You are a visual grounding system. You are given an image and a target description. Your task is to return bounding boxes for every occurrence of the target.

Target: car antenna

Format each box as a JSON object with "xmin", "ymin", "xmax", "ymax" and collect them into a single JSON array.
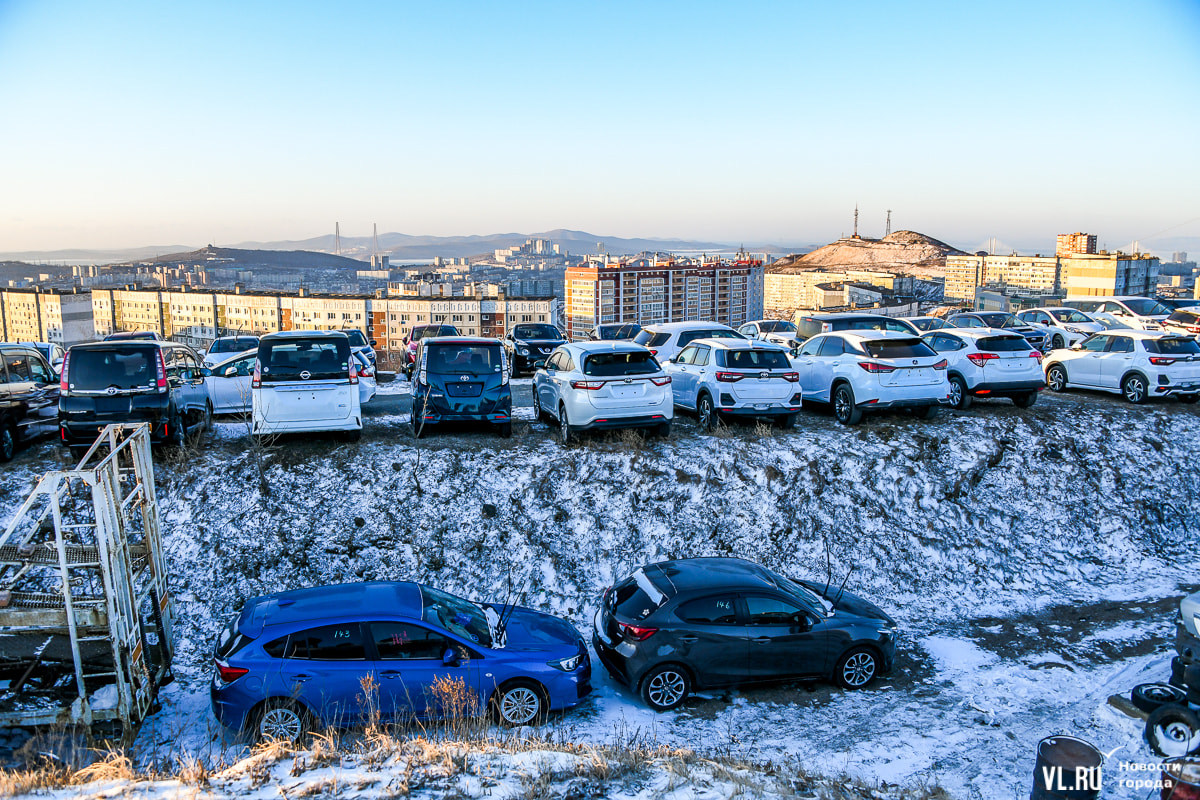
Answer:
[
  {"xmin": 823, "ymin": 545, "xmax": 833, "ymax": 599},
  {"xmin": 497, "ymin": 578, "xmax": 529, "ymax": 642},
  {"xmin": 833, "ymin": 565, "xmax": 855, "ymax": 611}
]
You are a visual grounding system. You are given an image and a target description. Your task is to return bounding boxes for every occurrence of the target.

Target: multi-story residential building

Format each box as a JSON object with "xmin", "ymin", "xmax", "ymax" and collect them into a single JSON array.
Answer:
[
  {"xmin": 562, "ymin": 253, "xmax": 764, "ymax": 340},
  {"xmin": 1062, "ymin": 252, "xmax": 1160, "ymax": 297},
  {"xmin": 764, "ymin": 268, "xmax": 913, "ymax": 312},
  {"xmin": 0, "ymin": 288, "xmax": 95, "ymax": 345},
  {"xmin": 944, "ymin": 254, "xmax": 1062, "ymax": 303},
  {"xmin": 1056, "ymin": 232, "xmax": 1098, "ymax": 257}
]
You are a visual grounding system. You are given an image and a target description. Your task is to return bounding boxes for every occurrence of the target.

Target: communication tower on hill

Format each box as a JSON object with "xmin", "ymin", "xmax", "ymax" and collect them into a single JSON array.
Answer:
[
  {"xmin": 853, "ymin": 204, "xmax": 859, "ymax": 238},
  {"xmin": 886, "ymin": 210, "xmax": 892, "ymax": 237},
  {"xmin": 335, "ymin": 222, "xmax": 341, "ymax": 256}
]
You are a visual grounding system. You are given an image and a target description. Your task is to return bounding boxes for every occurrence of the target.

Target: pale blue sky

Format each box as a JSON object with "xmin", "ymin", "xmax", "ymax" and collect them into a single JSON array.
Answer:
[{"xmin": 1, "ymin": 0, "xmax": 1197, "ymax": 254}]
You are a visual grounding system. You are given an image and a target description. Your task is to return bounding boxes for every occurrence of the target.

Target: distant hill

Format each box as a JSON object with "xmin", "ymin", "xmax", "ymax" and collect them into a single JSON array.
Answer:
[
  {"xmin": 768, "ymin": 231, "xmax": 965, "ymax": 279},
  {"xmin": 114, "ymin": 245, "xmax": 368, "ymax": 270}
]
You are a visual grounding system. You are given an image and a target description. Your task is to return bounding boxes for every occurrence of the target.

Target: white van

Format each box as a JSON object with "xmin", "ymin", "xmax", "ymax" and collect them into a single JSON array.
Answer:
[
  {"xmin": 252, "ymin": 331, "xmax": 362, "ymax": 440},
  {"xmin": 1061, "ymin": 297, "xmax": 1171, "ymax": 331}
]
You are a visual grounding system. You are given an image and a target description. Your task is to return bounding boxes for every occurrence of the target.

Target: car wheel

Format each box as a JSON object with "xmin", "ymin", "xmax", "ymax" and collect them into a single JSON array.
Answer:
[
  {"xmin": 533, "ymin": 391, "xmax": 544, "ymax": 422},
  {"xmin": 1132, "ymin": 683, "xmax": 1188, "ymax": 714},
  {"xmin": 776, "ymin": 413, "xmax": 797, "ymax": 429},
  {"xmin": 202, "ymin": 401, "xmax": 213, "ymax": 432},
  {"xmin": 1046, "ymin": 364, "xmax": 1068, "ymax": 392},
  {"xmin": 1145, "ymin": 704, "xmax": 1200, "ymax": 757},
  {"xmin": 948, "ymin": 376, "xmax": 971, "ymax": 410},
  {"xmin": 411, "ymin": 412, "xmax": 426, "ymax": 439},
  {"xmin": 558, "ymin": 405, "xmax": 576, "ymax": 444},
  {"xmin": 1179, "ymin": 394, "xmax": 1199, "ymax": 405},
  {"xmin": 495, "ymin": 681, "xmax": 546, "ymax": 726},
  {"xmin": 498, "ymin": 421, "xmax": 513, "ymax": 439},
  {"xmin": 0, "ymin": 423, "xmax": 14, "ymax": 463},
  {"xmin": 1052, "ymin": 334, "xmax": 1064, "ymax": 350},
  {"xmin": 640, "ymin": 664, "xmax": 691, "ymax": 712},
  {"xmin": 832, "ymin": 384, "xmax": 862, "ymax": 426},
  {"xmin": 916, "ymin": 403, "xmax": 939, "ymax": 420},
  {"xmin": 69, "ymin": 445, "xmax": 90, "ymax": 463},
  {"xmin": 345, "ymin": 428, "xmax": 362, "ymax": 442},
  {"xmin": 834, "ymin": 647, "xmax": 879, "ymax": 689},
  {"xmin": 696, "ymin": 393, "xmax": 717, "ymax": 431},
  {"xmin": 1122, "ymin": 373, "xmax": 1148, "ymax": 404},
  {"xmin": 168, "ymin": 414, "xmax": 186, "ymax": 448},
  {"xmin": 656, "ymin": 421, "xmax": 671, "ymax": 438},
  {"xmin": 1012, "ymin": 392, "xmax": 1038, "ymax": 408},
  {"xmin": 255, "ymin": 700, "xmax": 309, "ymax": 743}
]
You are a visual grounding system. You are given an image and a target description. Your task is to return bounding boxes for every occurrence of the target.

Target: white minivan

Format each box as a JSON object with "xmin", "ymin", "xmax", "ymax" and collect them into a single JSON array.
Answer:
[{"xmin": 252, "ymin": 331, "xmax": 362, "ymax": 440}]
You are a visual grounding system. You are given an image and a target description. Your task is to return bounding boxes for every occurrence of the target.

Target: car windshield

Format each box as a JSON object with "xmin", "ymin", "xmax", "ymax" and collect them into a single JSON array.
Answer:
[
  {"xmin": 908, "ymin": 318, "xmax": 936, "ymax": 331},
  {"xmin": 210, "ymin": 337, "xmax": 258, "ymax": 354},
  {"xmin": 976, "ymin": 313, "xmax": 1020, "ymax": 328},
  {"xmin": 513, "ymin": 324, "xmax": 562, "ymax": 340},
  {"xmin": 723, "ymin": 349, "xmax": 791, "ymax": 369},
  {"xmin": 66, "ymin": 348, "xmax": 155, "ymax": 391},
  {"xmin": 1145, "ymin": 338, "xmax": 1200, "ymax": 355},
  {"xmin": 343, "ymin": 330, "xmax": 368, "ymax": 348},
  {"xmin": 413, "ymin": 325, "xmax": 459, "ymax": 341},
  {"xmin": 769, "ymin": 571, "xmax": 829, "ymax": 613},
  {"xmin": 1123, "ymin": 298, "xmax": 1170, "ymax": 316},
  {"xmin": 1049, "ymin": 309, "xmax": 1092, "ymax": 324},
  {"xmin": 421, "ymin": 585, "xmax": 492, "ymax": 648},
  {"xmin": 426, "ymin": 343, "xmax": 503, "ymax": 375},
  {"xmin": 759, "ymin": 321, "xmax": 796, "ymax": 333},
  {"xmin": 861, "ymin": 339, "xmax": 937, "ymax": 359},
  {"xmin": 258, "ymin": 338, "xmax": 351, "ymax": 381},
  {"xmin": 583, "ymin": 351, "xmax": 660, "ymax": 377},
  {"xmin": 596, "ymin": 324, "xmax": 641, "ymax": 340}
]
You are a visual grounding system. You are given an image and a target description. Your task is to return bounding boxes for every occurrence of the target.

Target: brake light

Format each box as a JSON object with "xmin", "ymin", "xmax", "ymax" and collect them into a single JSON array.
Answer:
[
  {"xmin": 252, "ymin": 359, "xmax": 262, "ymax": 389},
  {"xmin": 215, "ymin": 659, "xmax": 248, "ymax": 683},
  {"xmin": 349, "ymin": 358, "xmax": 359, "ymax": 385},
  {"xmin": 1029, "ymin": 351, "xmax": 1043, "ymax": 363},
  {"xmin": 500, "ymin": 351, "xmax": 509, "ymax": 386},
  {"xmin": 649, "ymin": 375, "xmax": 671, "ymax": 386},
  {"xmin": 783, "ymin": 372, "xmax": 799, "ymax": 382},
  {"xmin": 155, "ymin": 349, "xmax": 168, "ymax": 393},
  {"xmin": 1150, "ymin": 357, "xmax": 1177, "ymax": 365},
  {"xmin": 933, "ymin": 359, "xmax": 948, "ymax": 370},
  {"xmin": 857, "ymin": 362, "xmax": 895, "ymax": 373},
  {"xmin": 648, "ymin": 349, "xmax": 658, "ymax": 356},
  {"xmin": 967, "ymin": 352, "xmax": 998, "ymax": 367},
  {"xmin": 59, "ymin": 350, "xmax": 70, "ymax": 394},
  {"xmin": 571, "ymin": 380, "xmax": 606, "ymax": 390},
  {"xmin": 618, "ymin": 622, "xmax": 657, "ymax": 641},
  {"xmin": 716, "ymin": 371, "xmax": 744, "ymax": 382}
]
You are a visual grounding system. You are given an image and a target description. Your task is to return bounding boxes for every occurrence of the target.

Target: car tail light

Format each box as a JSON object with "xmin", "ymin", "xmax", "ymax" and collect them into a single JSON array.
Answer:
[
  {"xmin": 500, "ymin": 351, "xmax": 509, "ymax": 386},
  {"xmin": 649, "ymin": 375, "xmax": 671, "ymax": 386},
  {"xmin": 215, "ymin": 659, "xmax": 248, "ymax": 683},
  {"xmin": 59, "ymin": 350, "xmax": 70, "ymax": 394},
  {"xmin": 618, "ymin": 622, "xmax": 657, "ymax": 641},
  {"xmin": 967, "ymin": 352, "xmax": 998, "ymax": 367},
  {"xmin": 716, "ymin": 371, "xmax": 744, "ymax": 382},
  {"xmin": 1029, "ymin": 351, "xmax": 1043, "ymax": 363},
  {"xmin": 349, "ymin": 358, "xmax": 359, "ymax": 385},
  {"xmin": 155, "ymin": 349, "xmax": 168, "ymax": 393},
  {"xmin": 783, "ymin": 372, "xmax": 799, "ymax": 382},
  {"xmin": 648, "ymin": 349, "xmax": 658, "ymax": 356},
  {"xmin": 933, "ymin": 359, "xmax": 948, "ymax": 370},
  {"xmin": 571, "ymin": 380, "xmax": 606, "ymax": 390},
  {"xmin": 252, "ymin": 359, "xmax": 262, "ymax": 389},
  {"xmin": 1150, "ymin": 357, "xmax": 1177, "ymax": 365},
  {"xmin": 857, "ymin": 362, "xmax": 895, "ymax": 373}
]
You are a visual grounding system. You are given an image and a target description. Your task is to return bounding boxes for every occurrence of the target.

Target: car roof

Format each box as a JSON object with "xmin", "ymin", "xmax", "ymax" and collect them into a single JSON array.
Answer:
[
  {"xmin": 1090, "ymin": 329, "xmax": 1170, "ymax": 340},
  {"xmin": 688, "ymin": 337, "xmax": 784, "ymax": 351},
  {"xmin": 567, "ymin": 341, "xmax": 651, "ymax": 354},
  {"xmin": 260, "ymin": 330, "xmax": 349, "ymax": 341},
  {"xmin": 643, "ymin": 321, "xmax": 736, "ymax": 333},
  {"xmin": 421, "ymin": 336, "xmax": 501, "ymax": 346},
  {"xmin": 242, "ymin": 581, "xmax": 423, "ymax": 635},
  {"xmin": 72, "ymin": 339, "xmax": 176, "ymax": 350},
  {"xmin": 821, "ymin": 329, "xmax": 917, "ymax": 342},
  {"xmin": 800, "ymin": 312, "xmax": 897, "ymax": 321},
  {"xmin": 901, "ymin": 316, "xmax": 935, "ymax": 321},
  {"xmin": 211, "ymin": 348, "xmax": 259, "ymax": 366},
  {"xmin": 928, "ymin": 326, "xmax": 1023, "ymax": 339},
  {"xmin": 641, "ymin": 557, "xmax": 784, "ymax": 597}
]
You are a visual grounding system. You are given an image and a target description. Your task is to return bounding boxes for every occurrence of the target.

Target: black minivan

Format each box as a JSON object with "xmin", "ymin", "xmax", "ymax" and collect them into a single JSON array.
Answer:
[
  {"xmin": 0, "ymin": 343, "xmax": 60, "ymax": 461},
  {"xmin": 410, "ymin": 336, "xmax": 512, "ymax": 438},
  {"xmin": 59, "ymin": 340, "xmax": 212, "ymax": 456}
]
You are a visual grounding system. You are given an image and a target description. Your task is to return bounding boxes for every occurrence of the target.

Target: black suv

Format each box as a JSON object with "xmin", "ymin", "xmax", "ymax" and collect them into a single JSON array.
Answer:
[
  {"xmin": 593, "ymin": 557, "xmax": 897, "ymax": 711},
  {"xmin": 410, "ymin": 337, "xmax": 512, "ymax": 438},
  {"xmin": 59, "ymin": 340, "xmax": 211, "ymax": 457},
  {"xmin": 0, "ymin": 344, "xmax": 60, "ymax": 461},
  {"xmin": 504, "ymin": 323, "xmax": 565, "ymax": 376}
]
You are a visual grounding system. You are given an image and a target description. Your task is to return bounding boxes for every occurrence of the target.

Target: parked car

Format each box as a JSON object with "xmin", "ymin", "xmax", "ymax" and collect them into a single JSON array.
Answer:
[
  {"xmin": 402, "ymin": 324, "xmax": 460, "ymax": 380},
  {"xmin": 1162, "ymin": 307, "xmax": 1200, "ymax": 338},
  {"xmin": 211, "ymin": 581, "xmax": 592, "ymax": 741},
  {"xmin": 901, "ymin": 316, "xmax": 948, "ymax": 332},
  {"xmin": 592, "ymin": 557, "xmax": 897, "ymax": 711},
  {"xmin": 353, "ymin": 351, "xmax": 376, "ymax": 405},
  {"xmin": 737, "ymin": 320, "xmax": 800, "ymax": 349},
  {"xmin": 1014, "ymin": 307, "xmax": 1104, "ymax": 350},
  {"xmin": 205, "ymin": 349, "xmax": 258, "ymax": 415},
  {"xmin": 1042, "ymin": 331, "xmax": 1200, "ymax": 404},
  {"xmin": 1061, "ymin": 297, "xmax": 1171, "ymax": 331},
  {"xmin": 203, "ymin": 335, "xmax": 261, "ymax": 368},
  {"xmin": 410, "ymin": 337, "xmax": 511, "ymax": 438},
  {"xmin": 18, "ymin": 341, "xmax": 65, "ymax": 373},
  {"xmin": 943, "ymin": 312, "xmax": 1048, "ymax": 352},
  {"xmin": 1090, "ymin": 311, "xmax": 1135, "ymax": 331},
  {"xmin": 533, "ymin": 342, "xmax": 672, "ymax": 443},
  {"xmin": 0, "ymin": 344, "xmax": 59, "ymax": 461},
  {"xmin": 632, "ymin": 322, "xmax": 744, "ymax": 363},
  {"xmin": 587, "ymin": 323, "xmax": 642, "ymax": 341},
  {"xmin": 793, "ymin": 313, "xmax": 920, "ymax": 344},
  {"xmin": 922, "ymin": 328, "xmax": 1044, "ymax": 409},
  {"xmin": 663, "ymin": 338, "xmax": 800, "ymax": 429},
  {"xmin": 793, "ymin": 331, "xmax": 949, "ymax": 425},
  {"xmin": 252, "ymin": 331, "xmax": 361, "ymax": 441},
  {"xmin": 59, "ymin": 339, "xmax": 211, "ymax": 457},
  {"xmin": 103, "ymin": 331, "xmax": 164, "ymax": 341},
  {"xmin": 1154, "ymin": 297, "xmax": 1200, "ymax": 313},
  {"xmin": 504, "ymin": 323, "xmax": 566, "ymax": 376},
  {"xmin": 343, "ymin": 328, "xmax": 377, "ymax": 367}
]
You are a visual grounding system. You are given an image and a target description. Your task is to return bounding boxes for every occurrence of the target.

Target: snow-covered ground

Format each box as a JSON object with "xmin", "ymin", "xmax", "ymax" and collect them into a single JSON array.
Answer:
[{"xmin": 1, "ymin": 391, "xmax": 1197, "ymax": 798}]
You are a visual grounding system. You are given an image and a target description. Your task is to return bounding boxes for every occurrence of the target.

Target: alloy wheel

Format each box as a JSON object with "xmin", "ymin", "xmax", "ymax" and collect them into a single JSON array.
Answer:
[
  {"xmin": 949, "ymin": 380, "xmax": 963, "ymax": 407},
  {"xmin": 500, "ymin": 686, "xmax": 539, "ymax": 725},
  {"xmin": 259, "ymin": 706, "xmax": 303, "ymax": 741},
  {"xmin": 646, "ymin": 669, "xmax": 687, "ymax": 708},
  {"xmin": 841, "ymin": 652, "xmax": 876, "ymax": 687},
  {"xmin": 558, "ymin": 406, "xmax": 571, "ymax": 444},
  {"xmin": 1123, "ymin": 376, "xmax": 1146, "ymax": 403},
  {"xmin": 1047, "ymin": 366, "xmax": 1066, "ymax": 392},
  {"xmin": 698, "ymin": 396, "xmax": 713, "ymax": 429}
]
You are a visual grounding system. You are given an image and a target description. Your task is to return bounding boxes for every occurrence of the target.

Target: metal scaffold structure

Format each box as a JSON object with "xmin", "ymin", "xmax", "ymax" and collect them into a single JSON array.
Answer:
[{"xmin": 0, "ymin": 424, "xmax": 174, "ymax": 743}]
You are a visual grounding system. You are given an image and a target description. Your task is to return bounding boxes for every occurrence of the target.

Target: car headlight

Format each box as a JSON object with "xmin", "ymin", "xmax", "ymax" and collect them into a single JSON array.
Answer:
[
  {"xmin": 518, "ymin": 346, "xmax": 529, "ymax": 355},
  {"xmin": 548, "ymin": 654, "xmax": 583, "ymax": 672},
  {"xmin": 1065, "ymin": 326, "xmax": 1084, "ymax": 334}
]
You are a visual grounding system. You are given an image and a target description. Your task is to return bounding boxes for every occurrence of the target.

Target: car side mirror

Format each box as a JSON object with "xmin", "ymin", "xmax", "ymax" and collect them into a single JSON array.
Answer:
[
  {"xmin": 402, "ymin": 336, "xmax": 410, "ymax": 345},
  {"xmin": 223, "ymin": 366, "xmax": 237, "ymax": 377},
  {"xmin": 200, "ymin": 368, "xmax": 212, "ymax": 378},
  {"xmin": 794, "ymin": 615, "xmax": 812, "ymax": 632},
  {"xmin": 533, "ymin": 359, "xmax": 547, "ymax": 370},
  {"xmin": 442, "ymin": 647, "xmax": 461, "ymax": 667}
]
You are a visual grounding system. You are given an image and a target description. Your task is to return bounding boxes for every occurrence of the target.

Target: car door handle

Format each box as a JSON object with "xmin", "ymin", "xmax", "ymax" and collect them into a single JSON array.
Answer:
[
  {"xmin": 379, "ymin": 670, "xmax": 402, "ymax": 679},
  {"xmin": 698, "ymin": 370, "xmax": 706, "ymax": 374},
  {"xmin": 752, "ymin": 637, "xmax": 772, "ymax": 644},
  {"xmin": 679, "ymin": 636, "xmax": 699, "ymax": 643},
  {"xmin": 291, "ymin": 674, "xmax": 313, "ymax": 682}
]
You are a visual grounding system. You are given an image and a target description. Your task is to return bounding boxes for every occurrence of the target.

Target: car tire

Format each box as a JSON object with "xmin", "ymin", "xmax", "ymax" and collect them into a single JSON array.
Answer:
[
  {"xmin": 1012, "ymin": 392, "xmax": 1038, "ymax": 408},
  {"xmin": 916, "ymin": 403, "xmax": 939, "ymax": 420},
  {"xmin": 168, "ymin": 414, "xmax": 186, "ymax": 448},
  {"xmin": 640, "ymin": 664, "xmax": 691, "ymax": 712},
  {"xmin": 533, "ymin": 391, "xmax": 548, "ymax": 423},
  {"xmin": 1122, "ymin": 373, "xmax": 1148, "ymax": 404},
  {"xmin": 1132, "ymin": 683, "xmax": 1188, "ymax": 714},
  {"xmin": 202, "ymin": 401, "xmax": 213, "ymax": 433},
  {"xmin": 558, "ymin": 405, "xmax": 574, "ymax": 445},
  {"xmin": 494, "ymin": 681, "xmax": 546, "ymax": 726},
  {"xmin": 0, "ymin": 423, "xmax": 15, "ymax": 463},
  {"xmin": 656, "ymin": 421, "xmax": 671, "ymax": 438},
  {"xmin": 776, "ymin": 413, "xmax": 797, "ymax": 429},
  {"xmin": 696, "ymin": 393, "xmax": 717, "ymax": 431},
  {"xmin": 1145, "ymin": 704, "xmax": 1200, "ymax": 757},
  {"xmin": 345, "ymin": 428, "xmax": 362, "ymax": 442},
  {"xmin": 1179, "ymin": 394, "xmax": 1199, "ymax": 405},
  {"xmin": 411, "ymin": 412, "xmax": 426, "ymax": 440},
  {"xmin": 832, "ymin": 384, "xmax": 862, "ymax": 426},
  {"xmin": 499, "ymin": 421, "xmax": 513, "ymax": 439},
  {"xmin": 1046, "ymin": 364, "xmax": 1068, "ymax": 392},
  {"xmin": 1052, "ymin": 334, "xmax": 1064, "ymax": 350},
  {"xmin": 255, "ymin": 699, "xmax": 310, "ymax": 744},
  {"xmin": 834, "ymin": 646, "xmax": 879, "ymax": 689},
  {"xmin": 69, "ymin": 445, "xmax": 89, "ymax": 463},
  {"xmin": 947, "ymin": 375, "xmax": 971, "ymax": 410}
]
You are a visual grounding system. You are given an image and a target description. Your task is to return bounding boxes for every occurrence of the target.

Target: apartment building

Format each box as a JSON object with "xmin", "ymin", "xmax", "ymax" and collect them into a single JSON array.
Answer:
[
  {"xmin": 944, "ymin": 254, "xmax": 1061, "ymax": 303},
  {"xmin": 0, "ymin": 288, "xmax": 95, "ymax": 345},
  {"xmin": 1056, "ymin": 232, "xmax": 1097, "ymax": 257},
  {"xmin": 563, "ymin": 254, "xmax": 764, "ymax": 340},
  {"xmin": 765, "ymin": 268, "xmax": 913, "ymax": 312},
  {"xmin": 1062, "ymin": 252, "xmax": 1160, "ymax": 297}
]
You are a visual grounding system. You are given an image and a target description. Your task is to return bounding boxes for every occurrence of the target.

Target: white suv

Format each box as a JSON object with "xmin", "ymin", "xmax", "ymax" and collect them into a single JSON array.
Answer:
[
  {"xmin": 1042, "ymin": 331, "xmax": 1200, "ymax": 404},
  {"xmin": 663, "ymin": 338, "xmax": 801, "ymax": 429},
  {"xmin": 632, "ymin": 322, "xmax": 745, "ymax": 363},
  {"xmin": 1014, "ymin": 307, "xmax": 1104, "ymax": 350},
  {"xmin": 793, "ymin": 331, "xmax": 950, "ymax": 425},
  {"xmin": 1061, "ymin": 297, "xmax": 1171, "ymax": 332},
  {"xmin": 252, "ymin": 331, "xmax": 362, "ymax": 440},
  {"xmin": 533, "ymin": 342, "xmax": 672, "ymax": 443},
  {"xmin": 922, "ymin": 328, "xmax": 1045, "ymax": 409},
  {"xmin": 737, "ymin": 320, "xmax": 799, "ymax": 350}
]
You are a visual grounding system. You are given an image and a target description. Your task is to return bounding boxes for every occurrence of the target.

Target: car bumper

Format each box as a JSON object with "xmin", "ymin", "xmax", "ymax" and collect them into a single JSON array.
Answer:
[
  {"xmin": 716, "ymin": 402, "xmax": 802, "ymax": 416},
  {"xmin": 1154, "ymin": 380, "xmax": 1200, "ymax": 396},
  {"xmin": 252, "ymin": 416, "xmax": 361, "ymax": 434},
  {"xmin": 576, "ymin": 413, "xmax": 670, "ymax": 432},
  {"xmin": 860, "ymin": 385, "xmax": 950, "ymax": 409},
  {"xmin": 415, "ymin": 390, "xmax": 511, "ymax": 423},
  {"xmin": 968, "ymin": 379, "xmax": 1045, "ymax": 397},
  {"xmin": 210, "ymin": 683, "xmax": 251, "ymax": 732},
  {"xmin": 591, "ymin": 632, "xmax": 634, "ymax": 688},
  {"xmin": 60, "ymin": 416, "xmax": 169, "ymax": 446}
]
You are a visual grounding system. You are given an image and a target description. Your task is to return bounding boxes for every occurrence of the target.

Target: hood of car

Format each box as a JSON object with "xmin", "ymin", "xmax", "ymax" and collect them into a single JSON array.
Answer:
[
  {"xmin": 490, "ymin": 606, "xmax": 583, "ymax": 653},
  {"xmin": 515, "ymin": 338, "xmax": 565, "ymax": 347}
]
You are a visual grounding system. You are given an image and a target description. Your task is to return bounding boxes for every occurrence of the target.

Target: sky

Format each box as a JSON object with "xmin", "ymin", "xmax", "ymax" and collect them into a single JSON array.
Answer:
[{"xmin": 0, "ymin": 0, "xmax": 1198, "ymax": 255}]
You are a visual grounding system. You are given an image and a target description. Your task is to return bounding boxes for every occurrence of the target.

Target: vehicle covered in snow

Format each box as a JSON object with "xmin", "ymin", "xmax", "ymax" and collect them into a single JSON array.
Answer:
[{"xmin": 211, "ymin": 581, "xmax": 590, "ymax": 740}]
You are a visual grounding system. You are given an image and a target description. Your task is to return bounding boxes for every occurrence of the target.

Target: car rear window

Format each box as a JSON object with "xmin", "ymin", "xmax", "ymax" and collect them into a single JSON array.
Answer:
[
  {"xmin": 215, "ymin": 613, "xmax": 252, "ymax": 660},
  {"xmin": 597, "ymin": 324, "xmax": 641, "ymax": 340},
  {"xmin": 861, "ymin": 339, "xmax": 937, "ymax": 359},
  {"xmin": 67, "ymin": 347, "xmax": 155, "ymax": 391},
  {"xmin": 633, "ymin": 331, "xmax": 671, "ymax": 347},
  {"xmin": 583, "ymin": 351, "xmax": 659, "ymax": 376},
  {"xmin": 722, "ymin": 349, "xmax": 791, "ymax": 369},
  {"xmin": 1145, "ymin": 338, "xmax": 1200, "ymax": 355},
  {"xmin": 258, "ymin": 338, "xmax": 351, "ymax": 382},
  {"xmin": 425, "ymin": 343, "xmax": 503, "ymax": 375},
  {"xmin": 796, "ymin": 319, "xmax": 824, "ymax": 340},
  {"xmin": 613, "ymin": 569, "xmax": 669, "ymax": 621},
  {"xmin": 413, "ymin": 325, "xmax": 459, "ymax": 341},
  {"xmin": 977, "ymin": 336, "xmax": 1031, "ymax": 352},
  {"xmin": 513, "ymin": 324, "xmax": 562, "ymax": 340},
  {"xmin": 211, "ymin": 337, "xmax": 259, "ymax": 354},
  {"xmin": 1169, "ymin": 310, "xmax": 1200, "ymax": 325},
  {"xmin": 344, "ymin": 330, "xmax": 368, "ymax": 347}
]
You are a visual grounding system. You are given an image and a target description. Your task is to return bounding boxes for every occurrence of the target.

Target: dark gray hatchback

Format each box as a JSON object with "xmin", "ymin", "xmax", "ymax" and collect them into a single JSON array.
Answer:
[
  {"xmin": 410, "ymin": 336, "xmax": 513, "ymax": 438},
  {"xmin": 592, "ymin": 557, "xmax": 898, "ymax": 711}
]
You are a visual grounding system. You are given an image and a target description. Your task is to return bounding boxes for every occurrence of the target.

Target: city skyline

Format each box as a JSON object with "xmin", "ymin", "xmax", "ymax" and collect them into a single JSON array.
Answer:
[{"xmin": 1, "ymin": 0, "xmax": 1197, "ymax": 254}]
